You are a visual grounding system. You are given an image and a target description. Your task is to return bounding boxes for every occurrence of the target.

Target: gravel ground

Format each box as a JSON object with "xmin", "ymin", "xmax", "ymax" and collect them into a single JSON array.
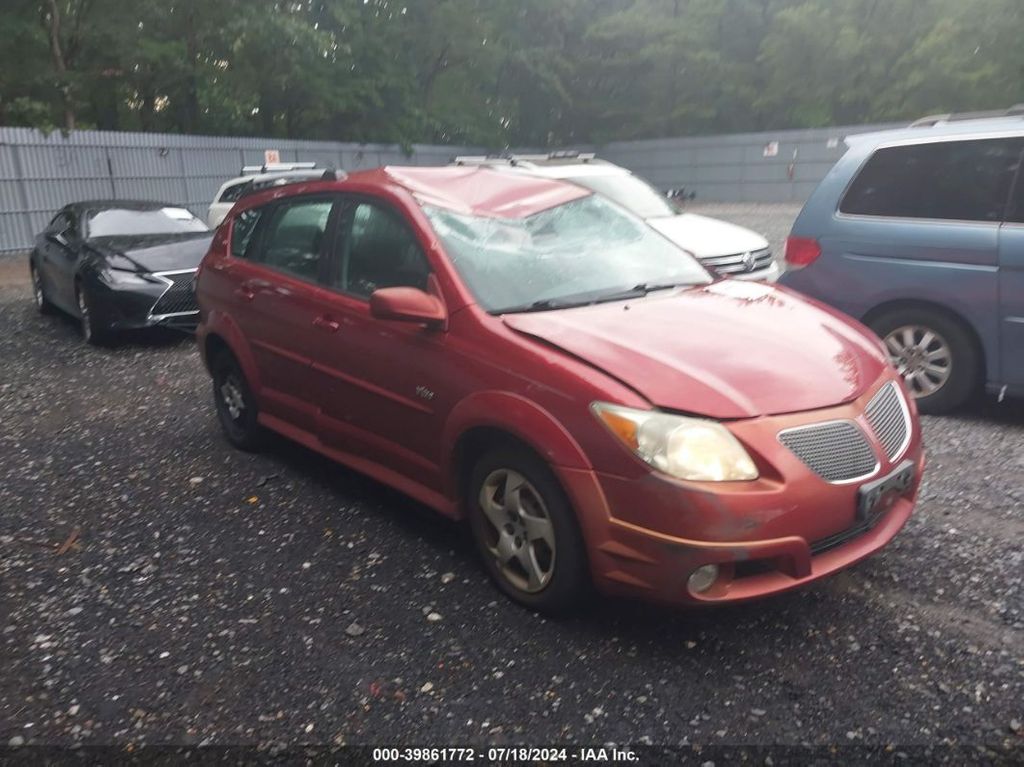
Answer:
[{"xmin": 0, "ymin": 206, "xmax": 1022, "ymax": 754}]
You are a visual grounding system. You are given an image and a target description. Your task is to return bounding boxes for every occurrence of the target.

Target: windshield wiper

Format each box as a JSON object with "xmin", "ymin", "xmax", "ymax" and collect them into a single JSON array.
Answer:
[
  {"xmin": 584, "ymin": 281, "xmax": 689, "ymax": 304},
  {"xmin": 498, "ymin": 298, "xmax": 572, "ymax": 314},
  {"xmin": 498, "ymin": 282, "xmax": 691, "ymax": 315}
]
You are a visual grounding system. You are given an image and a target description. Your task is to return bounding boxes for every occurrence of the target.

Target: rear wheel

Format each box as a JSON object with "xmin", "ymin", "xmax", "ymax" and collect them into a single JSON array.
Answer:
[
  {"xmin": 211, "ymin": 350, "xmax": 266, "ymax": 451},
  {"xmin": 467, "ymin": 446, "xmax": 590, "ymax": 614},
  {"xmin": 30, "ymin": 262, "xmax": 56, "ymax": 315},
  {"xmin": 869, "ymin": 307, "xmax": 979, "ymax": 414}
]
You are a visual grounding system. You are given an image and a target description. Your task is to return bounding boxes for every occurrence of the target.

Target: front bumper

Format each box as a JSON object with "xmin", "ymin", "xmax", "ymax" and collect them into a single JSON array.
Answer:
[
  {"xmin": 558, "ymin": 377, "xmax": 924, "ymax": 606},
  {"xmin": 87, "ymin": 269, "xmax": 199, "ymax": 333}
]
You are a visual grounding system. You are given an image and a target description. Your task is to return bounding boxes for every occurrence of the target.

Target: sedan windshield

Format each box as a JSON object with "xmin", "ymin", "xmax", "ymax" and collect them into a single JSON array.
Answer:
[
  {"xmin": 87, "ymin": 207, "xmax": 209, "ymax": 238},
  {"xmin": 567, "ymin": 174, "xmax": 678, "ymax": 219},
  {"xmin": 425, "ymin": 194, "xmax": 710, "ymax": 314}
]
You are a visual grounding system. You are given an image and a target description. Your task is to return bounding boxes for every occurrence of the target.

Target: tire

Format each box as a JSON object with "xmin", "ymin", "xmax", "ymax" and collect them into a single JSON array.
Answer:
[
  {"xmin": 75, "ymin": 282, "xmax": 110, "ymax": 345},
  {"xmin": 467, "ymin": 445, "xmax": 590, "ymax": 614},
  {"xmin": 211, "ymin": 349, "xmax": 266, "ymax": 451},
  {"xmin": 868, "ymin": 307, "xmax": 979, "ymax": 414},
  {"xmin": 30, "ymin": 262, "xmax": 56, "ymax": 315}
]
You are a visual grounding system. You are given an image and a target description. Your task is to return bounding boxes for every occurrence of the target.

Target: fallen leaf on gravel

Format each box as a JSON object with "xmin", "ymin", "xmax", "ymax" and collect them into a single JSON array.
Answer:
[{"xmin": 55, "ymin": 527, "xmax": 80, "ymax": 556}]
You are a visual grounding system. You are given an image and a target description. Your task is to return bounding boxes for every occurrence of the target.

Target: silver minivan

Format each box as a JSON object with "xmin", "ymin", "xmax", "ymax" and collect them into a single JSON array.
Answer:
[{"xmin": 780, "ymin": 110, "xmax": 1024, "ymax": 413}]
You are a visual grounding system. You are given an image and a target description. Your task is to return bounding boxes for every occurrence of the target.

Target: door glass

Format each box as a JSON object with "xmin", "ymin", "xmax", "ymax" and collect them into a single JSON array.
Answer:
[
  {"xmin": 1006, "ymin": 151, "xmax": 1024, "ymax": 223},
  {"xmin": 256, "ymin": 198, "xmax": 333, "ymax": 281},
  {"xmin": 334, "ymin": 202, "xmax": 431, "ymax": 298},
  {"xmin": 840, "ymin": 138, "xmax": 1024, "ymax": 222}
]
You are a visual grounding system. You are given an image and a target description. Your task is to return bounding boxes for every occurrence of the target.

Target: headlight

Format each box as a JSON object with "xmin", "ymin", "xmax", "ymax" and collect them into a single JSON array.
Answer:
[
  {"xmin": 591, "ymin": 402, "xmax": 758, "ymax": 482},
  {"xmin": 102, "ymin": 255, "xmax": 154, "ymax": 286}
]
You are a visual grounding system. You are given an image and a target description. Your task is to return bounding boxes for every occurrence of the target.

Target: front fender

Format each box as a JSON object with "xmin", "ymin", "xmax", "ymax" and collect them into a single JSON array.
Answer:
[{"xmin": 440, "ymin": 391, "xmax": 592, "ymax": 497}]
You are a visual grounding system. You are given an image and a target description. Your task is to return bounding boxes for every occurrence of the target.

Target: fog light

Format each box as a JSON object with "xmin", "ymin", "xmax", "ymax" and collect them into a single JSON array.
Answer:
[{"xmin": 687, "ymin": 564, "xmax": 719, "ymax": 594}]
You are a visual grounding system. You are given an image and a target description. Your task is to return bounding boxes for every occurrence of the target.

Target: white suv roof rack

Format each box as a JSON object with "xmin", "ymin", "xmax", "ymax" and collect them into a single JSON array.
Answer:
[
  {"xmin": 241, "ymin": 161, "xmax": 318, "ymax": 175},
  {"xmin": 453, "ymin": 151, "xmax": 604, "ymax": 168},
  {"xmin": 910, "ymin": 104, "xmax": 1024, "ymax": 128}
]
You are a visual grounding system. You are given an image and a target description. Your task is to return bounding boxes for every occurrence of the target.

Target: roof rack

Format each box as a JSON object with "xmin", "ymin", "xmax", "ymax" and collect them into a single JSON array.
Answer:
[
  {"xmin": 453, "ymin": 151, "xmax": 601, "ymax": 167},
  {"xmin": 240, "ymin": 161, "xmax": 318, "ymax": 176},
  {"xmin": 238, "ymin": 169, "xmax": 342, "ymax": 199},
  {"xmin": 910, "ymin": 105, "xmax": 1024, "ymax": 127}
]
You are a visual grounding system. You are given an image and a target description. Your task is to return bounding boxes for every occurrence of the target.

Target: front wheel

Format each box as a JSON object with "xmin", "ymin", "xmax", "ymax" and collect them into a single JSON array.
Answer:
[
  {"xmin": 211, "ymin": 350, "xmax": 266, "ymax": 451},
  {"xmin": 869, "ymin": 307, "xmax": 979, "ymax": 414},
  {"xmin": 30, "ymin": 262, "xmax": 56, "ymax": 315},
  {"xmin": 76, "ymin": 283, "xmax": 110, "ymax": 345},
  {"xmin": 467, "ymin": 446, "xmax": 590, "ymax": 614}
]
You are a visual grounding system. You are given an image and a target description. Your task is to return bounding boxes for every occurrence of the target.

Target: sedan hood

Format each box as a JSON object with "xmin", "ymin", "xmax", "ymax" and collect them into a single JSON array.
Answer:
[
  {"xmin": 89, "ymin": 231, "xmax": 213, "ymax": 272},
  {"xmin": 502, "ymin": 281, "xmax": 888, "ymax": 419},
  {"xmin": 648, "ymin": 213, "xmax": 768, "ymax": 258}
]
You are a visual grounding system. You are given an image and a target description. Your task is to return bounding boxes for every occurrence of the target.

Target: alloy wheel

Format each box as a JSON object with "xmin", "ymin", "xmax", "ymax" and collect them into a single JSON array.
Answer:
[
  {"xmin": 477, "ymin": 469, "xmax": 556, "ymax": 593},
  {"xmin": 77, "ymin": 288, "xmax": 92, "ymax": 342},
  {"xmin": 31, "ymin": 268, "xmax": 43, "ymax": 309},
  {"xmin": 884, "ymin": 324, "xmax": 952, "ymax": 398},
  {"xmin": 219, "ymin": 375, "xmax": 246, "ymax": 421}
]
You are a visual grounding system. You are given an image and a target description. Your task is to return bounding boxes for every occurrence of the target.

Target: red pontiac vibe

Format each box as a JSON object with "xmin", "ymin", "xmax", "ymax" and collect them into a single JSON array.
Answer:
[{"xmin": 195, "ymin": 166, "xmax": 924, "ymax": 613}]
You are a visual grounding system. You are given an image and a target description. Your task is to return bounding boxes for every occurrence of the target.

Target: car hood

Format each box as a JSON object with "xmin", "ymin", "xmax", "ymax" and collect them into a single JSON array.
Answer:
[
  {"xmin": 89, "ymin": 231, "xmax": 213, "ymax": 272},
  {"xmin": 502, "ymin": 281, "xmax": 888, "ymax": 419},
  {"xmin": 647, "ymin": 213, "xmax": 768, "ymax": 258}
]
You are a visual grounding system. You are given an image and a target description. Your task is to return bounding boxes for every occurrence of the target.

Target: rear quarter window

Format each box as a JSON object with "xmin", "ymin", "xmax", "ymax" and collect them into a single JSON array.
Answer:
[
  {"xmin": 231, "ymin": 208, "xmax": 262, "ymax": 258},
  {"xmin": 839, "ymin": 137, "xmax": 1024, "ymax": 222}
]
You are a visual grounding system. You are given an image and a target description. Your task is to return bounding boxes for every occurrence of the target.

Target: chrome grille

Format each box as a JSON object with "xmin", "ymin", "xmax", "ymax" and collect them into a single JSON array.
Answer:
[
  {"xmin": 150, "ymin": 270, "xmax": 198, "ymax": 317},
  {"xmin": 779, "ymin": 421, "xmax": 877, "ymax": 482},
  {"xmin": 865, "ymin": 382, "xmax": 909, "ymax": 460},
  {"xmin": 700, "ymin": 247, "xmax": 775, "ymax": 275}
]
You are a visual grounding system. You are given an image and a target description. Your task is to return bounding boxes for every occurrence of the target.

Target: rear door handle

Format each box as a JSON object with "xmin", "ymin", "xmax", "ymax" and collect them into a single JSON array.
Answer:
[{"xmin": 312, "ymin": 315, "xmax": 341, "ymax": 333}]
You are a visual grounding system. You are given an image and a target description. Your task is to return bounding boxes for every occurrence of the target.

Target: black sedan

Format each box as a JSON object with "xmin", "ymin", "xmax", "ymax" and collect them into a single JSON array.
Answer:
[{"xmin": 29, "ymin": 201, "xmax": 213, "ymax": 344}]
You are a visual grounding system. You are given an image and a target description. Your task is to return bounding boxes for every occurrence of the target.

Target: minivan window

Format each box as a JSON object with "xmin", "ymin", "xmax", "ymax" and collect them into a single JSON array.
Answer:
[
  {"xmin": 256, "ymin": 198, "xmax": 333, "ymax": 281},
  {"xmin": 1007, "ymin": 166, "xmax": 1024, "ymax": 224},
  {"xmin": 840, "ymin": 138, "xmax": 1024, "ymax": 222}
]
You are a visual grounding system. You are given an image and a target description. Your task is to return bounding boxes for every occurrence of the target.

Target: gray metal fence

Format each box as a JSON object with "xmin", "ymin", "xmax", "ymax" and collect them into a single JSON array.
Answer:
[
  {"xmin": 0, "ymin": 121, "xmax": 902, "ymax": 253},
  {"xmin": 599, "ymin": 121, "xmax": 900, "ymax": 204},
  {"xmin": 0, "ymin": 127, "xmax": 480, "ymax": 253}
]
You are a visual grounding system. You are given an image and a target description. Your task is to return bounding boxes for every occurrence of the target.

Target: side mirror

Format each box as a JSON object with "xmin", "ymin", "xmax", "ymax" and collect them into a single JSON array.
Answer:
[
  {"xmin": 369, "ymin": 287, "xmax": 447, "ymax": 329},
  {"xmin": 49, "ymin": 230, "xmax": 70, "ymax": 247}
]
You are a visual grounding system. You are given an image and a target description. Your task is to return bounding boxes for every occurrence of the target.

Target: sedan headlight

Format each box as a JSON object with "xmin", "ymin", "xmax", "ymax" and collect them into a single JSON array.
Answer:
[{"xmin": 592, "ymin": 402, "xmax": 758, "ymax": 482}]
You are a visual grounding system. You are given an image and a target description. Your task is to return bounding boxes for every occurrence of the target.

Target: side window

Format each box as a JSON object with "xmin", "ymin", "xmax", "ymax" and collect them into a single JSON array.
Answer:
[
  {"xmin": 254, "ymin": 197, "xmax": 333, "ymax": 281},
  {"xmin": 334, "ymin": 201, "xmax": 431, "ymax": 298},
  {"xmin": 218, "ymin": 180, "xmax": 250, "ymax": 204},
  {"xmin": 1006, "ymin": 160, "xmax": 1024, "ymax": 223},
  {"xmin": 48, "ymin": 211, "xmax": 70, "ymax": 233},
  {"xmin": 231, "ymin": 208, "xmax": 262, "ymax": 258},
  {"xmin": 840, "ymin": 138, "xmax": 1024, "ymax": 222}
]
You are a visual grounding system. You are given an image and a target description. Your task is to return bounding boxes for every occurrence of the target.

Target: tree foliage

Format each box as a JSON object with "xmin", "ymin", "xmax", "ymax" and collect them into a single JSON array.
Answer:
[{"xmin": 1, "ymin": 0, "xmax": 1022, "ymax": 144}]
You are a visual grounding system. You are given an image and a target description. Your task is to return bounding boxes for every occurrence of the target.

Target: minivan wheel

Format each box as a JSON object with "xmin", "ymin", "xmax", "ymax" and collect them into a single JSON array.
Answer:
[
  {"xmin": 869, "ymin": 308, "xmax": 979, "ymax": 414},
  {"xmin": 467, "ymin": 446, "xmax": 590, "ymax": 614},
  {"xmin": 211, "ymin": 351, "xmax": 266, "ymax": 451}
]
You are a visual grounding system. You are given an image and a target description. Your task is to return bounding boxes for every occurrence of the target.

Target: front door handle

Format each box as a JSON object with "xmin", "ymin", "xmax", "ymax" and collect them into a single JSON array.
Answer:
[
  {"xmin": 312, "ymin": 315, "xmax": 341, "ymax": 333},
  {"xmin": 235, "ymin": 281, "xmax": 257, "ymax": 301}
]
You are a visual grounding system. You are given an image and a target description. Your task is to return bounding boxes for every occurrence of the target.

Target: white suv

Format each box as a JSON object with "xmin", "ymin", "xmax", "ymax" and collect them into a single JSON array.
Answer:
[
  {"xmin": 207, "ymin": 163, "xmax": 330, "ymax": 228},
  {"xmin": 453, "ymin": 153, "xmax": 780, "ymax": 282}
]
